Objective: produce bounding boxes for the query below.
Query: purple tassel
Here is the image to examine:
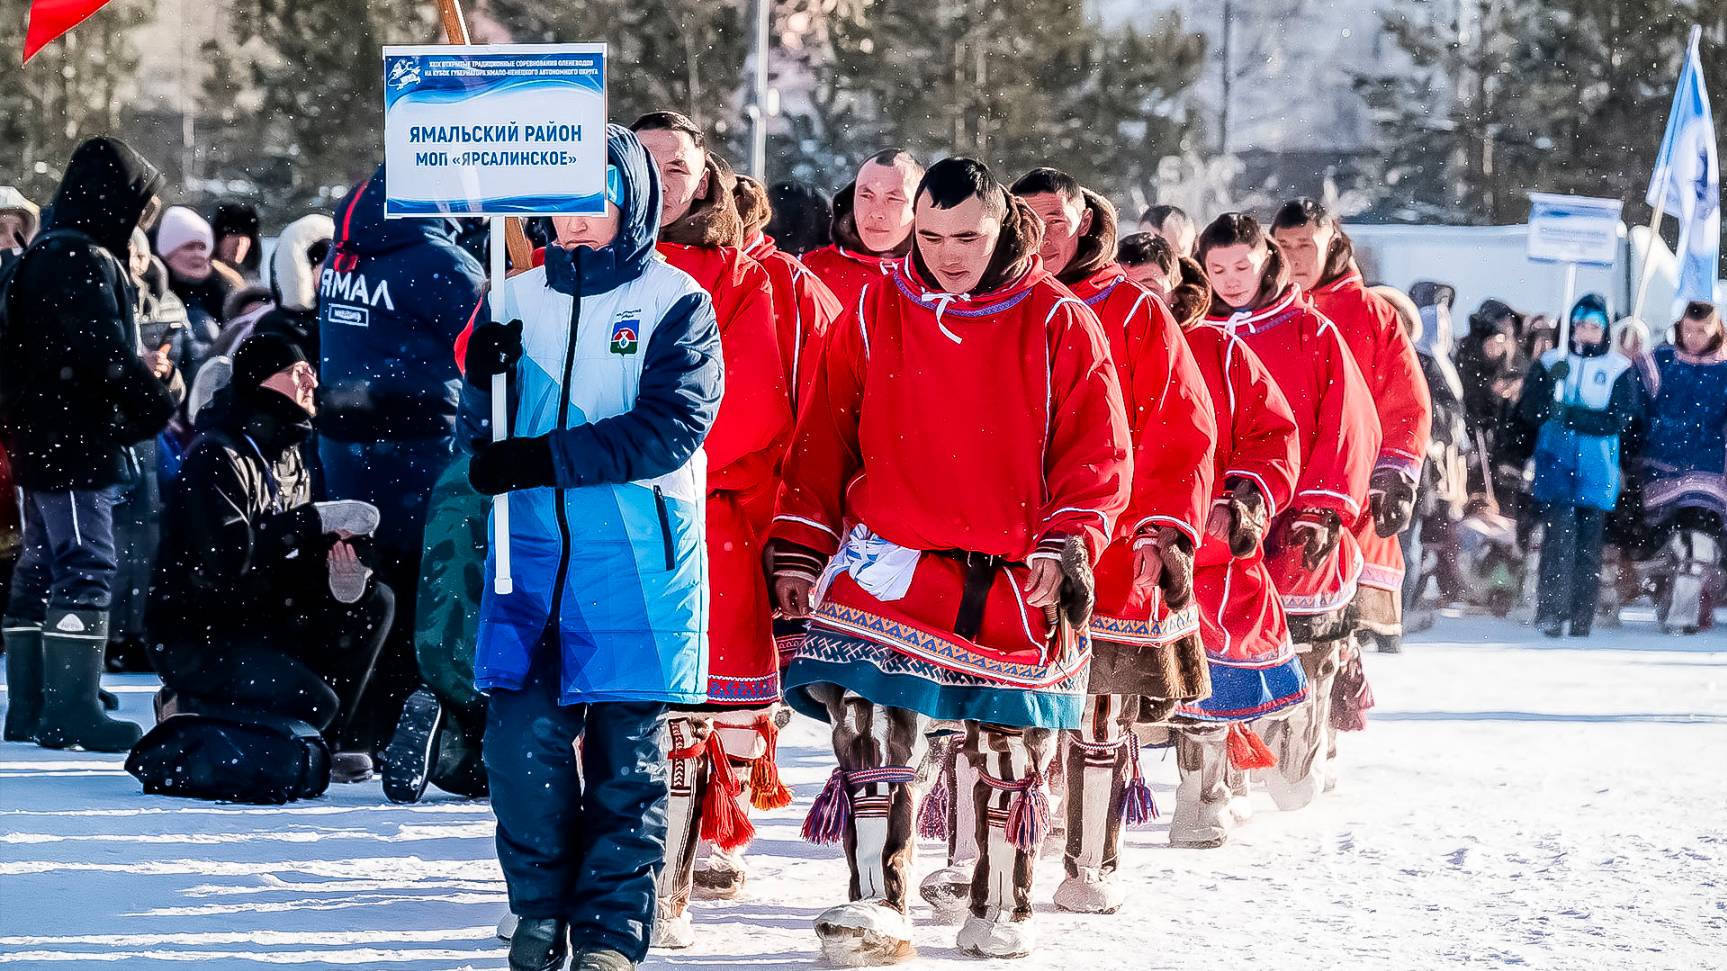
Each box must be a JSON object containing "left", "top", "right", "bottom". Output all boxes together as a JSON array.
[
  {"left": 1003, "top": 774, "right": 1051, "bottom": 852},
  {"left": 1121, "top": 775, "right": 1159, "bottom": 826},
  {"left": 801, "top": 768, "right": 851, "bottom": 845},
  {"left": 916, "top": 772, "right": 950, "bottom": 840}
]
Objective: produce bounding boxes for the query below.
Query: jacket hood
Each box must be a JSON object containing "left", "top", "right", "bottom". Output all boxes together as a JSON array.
[
  {"left": 1056, "top": 189, "right": 1117, "bottom": 287},
  {"left": 1568, "top": 293, "right": 1611, "bottom": 355},
  {"left": 48, "top": 137, "right": 164, "bottom": 259},
  {"left": 733, "top": 175, "right": 772, "bottom": 243},
  {"left": 830, "top": 180, "right": 913, "bottom": 259},
  {"left": 1315, "top": 230, "right": 1356, "bottom": 290},
  {"left": 909, "top": 188, "right": 1042, "bottom": 297},
  {"left": 271, "top": 213, "right": 335, "bottom": 311},
  {"left": 545, "top": 124, "right": 663, "bottom": 296},
  {"left": 329, "top": 163, "right": 462, "bottom": 266},
  {"left": 1169, "top": 256, "right": 1214, "bottom": 330},
  {"left": 1410, "top": 280, "right": 1457, "bottom": 360},
  {"left": 659, "top": 153, "right": 742, "bottom": 248},
  {"left": 0, "top": 186, "right": 40, "bottom": 245},
  {"left": 1372, "top": 284, "right": 1423, "bottom": 343}
]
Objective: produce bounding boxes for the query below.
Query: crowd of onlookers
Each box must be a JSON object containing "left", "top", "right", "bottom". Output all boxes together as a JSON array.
[{"left": 0, "top": 137, "right": 1722, "bottom": 784}]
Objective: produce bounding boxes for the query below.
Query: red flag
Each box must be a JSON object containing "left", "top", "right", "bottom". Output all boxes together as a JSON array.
[{"left": 23, "top": 0, "right": 116, "bottom": 63}]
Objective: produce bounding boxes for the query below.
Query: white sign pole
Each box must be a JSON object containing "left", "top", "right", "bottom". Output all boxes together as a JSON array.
[
  {"left": 1555, "top": 260, "right": 1578, "bottom": 403},
  {"left": 488, "top": 217, "right": 513, "bottom": 596}
]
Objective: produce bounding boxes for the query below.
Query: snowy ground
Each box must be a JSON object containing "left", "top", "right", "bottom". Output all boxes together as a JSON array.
[{"left": 2, "top": 611, "right": 1723, "bottom": 970}]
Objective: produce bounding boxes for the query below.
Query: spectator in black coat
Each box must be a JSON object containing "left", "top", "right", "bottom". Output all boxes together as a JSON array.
[
  {"left": 148, "top": 334, "right": 393, "bottom": 781},
  {"left": 1, "top": 136, "right": 174, "bottom": 752}
]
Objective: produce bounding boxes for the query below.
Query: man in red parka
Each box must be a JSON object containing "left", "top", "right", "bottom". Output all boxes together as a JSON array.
[
  {"left": 801, "top": 149, "right": 923, "bottom": 312},
  {"left": 770, "top": 158, "right": 1131, "bottom": 962},
  {"left": 631, "top": 112, "right": 794, "bottom": 949},
  {"left": 1198, "top": 213, "right": 1381, "bottom": 813},
  {"left": 1009, "top": 167, "right": 1215, "bottom": 915},
  {"left": 1272, "top": 198, "right": 1432, "bottom": 659}
]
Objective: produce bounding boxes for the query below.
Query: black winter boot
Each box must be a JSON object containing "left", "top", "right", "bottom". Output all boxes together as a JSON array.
[
  {"left": 382, "top": 687, "right": 444, "bottom": 804},
  {"left": 3, "top": 620, "right": 44, "bottom": 742},
  {"left": 508, "top": 917, "right": 569, "bottom": 971},
  {"left": 35, "top": 610, "right": 142, "bottom": 752}
]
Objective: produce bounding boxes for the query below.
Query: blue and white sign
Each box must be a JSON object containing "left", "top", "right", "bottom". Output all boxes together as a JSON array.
[
  {"left": 382, "top": 43, "right": 607, "bottom": 217},
  {"left": 1526, "top": 193, "right": 1624, "bottom": 266}
]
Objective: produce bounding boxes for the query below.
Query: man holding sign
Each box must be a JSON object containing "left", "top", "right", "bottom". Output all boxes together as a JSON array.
[{"left": 459, "top": 125, "right": 723, "bottom": 971}]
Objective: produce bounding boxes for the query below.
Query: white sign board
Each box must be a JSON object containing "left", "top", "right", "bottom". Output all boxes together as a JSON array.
[
  {"left": 382, "top": 43, "right": 607, "bottom": 217},
  {"left": 1526, "top": 192, "right": 1624, "bottom": 266}
]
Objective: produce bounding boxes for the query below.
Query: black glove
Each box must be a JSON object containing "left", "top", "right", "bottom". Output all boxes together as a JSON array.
[
  {"left": 1056, "top": 535, "right": 1096, "bottom": 627},
  {"left": 464, "top": 319, "right": 523, "bottom": 385},
  {"left": 1278, "top": 508, "right": 1342, "bottom": 570},
  {"left": 1370, "top": 466, "right": 1417, "bottom": 538},
  {"left": 1547, "top": 360, "right": 1570, "bottom": 383},
  {"left": 1223, "top": 477, "right": 1269, "bottom": 557},
  {"left": 468, "top": 435, "right": 557, "bottom": 495}
]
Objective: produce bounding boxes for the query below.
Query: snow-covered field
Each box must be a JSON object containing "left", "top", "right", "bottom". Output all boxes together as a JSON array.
[{"left": 2, "top": 612, "right": 1723, "bottom": 970}]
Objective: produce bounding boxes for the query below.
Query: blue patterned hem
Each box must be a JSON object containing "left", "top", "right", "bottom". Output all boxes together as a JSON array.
[
  {"left": 1175, "top": 656, "right": 1308, "bottom": 722},
  {"left": 782, "top": 628, "right": 1087, "bottom": 729}
]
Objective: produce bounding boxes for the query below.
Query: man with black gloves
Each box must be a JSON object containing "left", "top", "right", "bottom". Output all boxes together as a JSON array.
[
  {"left": 1, "top": 136, "right": 174, "bottom": 752},
  {"left": 455, "top": 124, "right": 723, "bottom": 971},
  {"left": 148, "top": 334, "right": 392, "bottom": 781}
]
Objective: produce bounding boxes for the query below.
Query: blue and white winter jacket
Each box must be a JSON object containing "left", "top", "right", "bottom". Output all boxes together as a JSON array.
[
  {"left": 472, "top": 125, "right": 724, "bottom": 706},
  {"left": 317, "top": 165, "right": 486, "bottom": 442},
  {"left": 1517, "top": 338, "right": 1644, "bottom": 512}
]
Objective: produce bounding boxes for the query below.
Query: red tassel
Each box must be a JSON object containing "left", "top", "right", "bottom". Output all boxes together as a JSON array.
[
  {"left": 1226, "top": 723, "right": 1277, "bottom": 770},
  {"left": 1003, "top": 772, "right": 1051, "bottom": 853},
  {"left": 698, "top": 733, "right": 756, "bottom": 851},
  {"left": 748, "top": 719, "right": 794, "bottom": 811}
]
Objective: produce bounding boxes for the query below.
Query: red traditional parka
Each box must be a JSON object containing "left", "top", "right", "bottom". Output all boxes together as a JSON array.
[
  {"left": 1309, "top": 265, "right": 1433, "bottom": 592},
  {"left": 1182, "top": 323, "right": 1302, "bottom": 671},
  {"left": 1069, "top": 266, "right": 1216, "bottom": 647},
  {"left": 771, "top": 254, "right": 1132, "bottom": 690},
  {"left": 658, "top": 241, "right": 793, "bottom": 705},
  {"left": 1205, "top": 284, "right": 1380, "bottom": 618},
  {"left": 745, "top": 233, "right": 843, "bottom": 416}
]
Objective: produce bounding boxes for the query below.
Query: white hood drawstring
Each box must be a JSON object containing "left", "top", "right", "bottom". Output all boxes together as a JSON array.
[
  {"left": 1225, "top": 308, "right": 1251, "bottom": 336},
  {"left": 919, "top": 290, "right": 972, "bottom": 344}
]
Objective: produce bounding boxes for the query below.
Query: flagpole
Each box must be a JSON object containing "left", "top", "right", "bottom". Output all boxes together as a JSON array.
[{"left": 1632, "top": 25, "right": 1704, "bottom": 322}]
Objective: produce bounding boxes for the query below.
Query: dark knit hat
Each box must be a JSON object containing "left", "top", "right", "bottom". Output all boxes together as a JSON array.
[{"left": 233, "top": 333, "right": 307, "bottom": 392}]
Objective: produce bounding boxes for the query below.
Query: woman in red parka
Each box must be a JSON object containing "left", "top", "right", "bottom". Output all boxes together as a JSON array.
[
  {"left": 633, "top": 112, "right": 795, "bottom": 947},
  {"left": 1198, "top": 213, "right": 1380, "bottom": 813}
]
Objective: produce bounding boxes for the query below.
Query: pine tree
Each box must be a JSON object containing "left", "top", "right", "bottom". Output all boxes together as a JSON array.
[{"left": 1356, "top": 0, "right": 1726, "bottom": 224}]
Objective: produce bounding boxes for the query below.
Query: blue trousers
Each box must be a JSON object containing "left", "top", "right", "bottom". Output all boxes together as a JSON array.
[
  {"left": 1536, "top": 502, "right": 1606, "bottom": 633},
  {"left": 484, "top": 662, "right": 668, "bottom": 962},
  {"left": 5, "top": 486, "right": 121, "bottom": 621}
]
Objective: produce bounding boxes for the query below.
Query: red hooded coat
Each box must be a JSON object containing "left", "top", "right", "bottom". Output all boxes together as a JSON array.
[
  {"left": 801, "top": 244, "right": 899, "bottom": 320},
  {"left": 1205, "top": 285, "right": 1380, "bottom": 618},
  {"left": 772, "top": 257, "right": 1131, "bottom": 693},
  {"left": 1068, "top": 267, "right": 1216, "bottom": 647},
  {"left": 745, "top": 233, "right": 842, "bottom": 416},
  {"left": 658, "top": 242, "right": 793, "bottom": 705},
  {"left": 1310, "top": 266, "right": 1432, "bottom": 591}
]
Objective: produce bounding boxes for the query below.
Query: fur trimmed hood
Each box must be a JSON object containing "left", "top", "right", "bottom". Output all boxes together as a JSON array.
[
  {"left": 733, "top": 175, "right": 772, "bottom": 245},
  {"left": 659, "top": 153, "right": 743, "bottom": 248},
  {"left": 270, "top": 213, "right": 334, "bottom": 312},
  {"left": 1056, "top": 189, "right": 1117, "bottom": 286}
]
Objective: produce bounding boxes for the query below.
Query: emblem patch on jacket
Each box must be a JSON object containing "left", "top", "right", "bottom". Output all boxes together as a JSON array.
[{"left": 610, "top": 315, "right": 639, "bottom": 355}]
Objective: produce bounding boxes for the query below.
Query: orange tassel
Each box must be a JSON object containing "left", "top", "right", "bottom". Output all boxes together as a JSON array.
[
  {"left": 699, "top": 733, "right": 756, "bottom": 851},
  {"left": 748, "top": 718, "right": 795, "bottom": 811},
  {"left": 1226, "top": 723, "right": 1277, "bottom": 770}
]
